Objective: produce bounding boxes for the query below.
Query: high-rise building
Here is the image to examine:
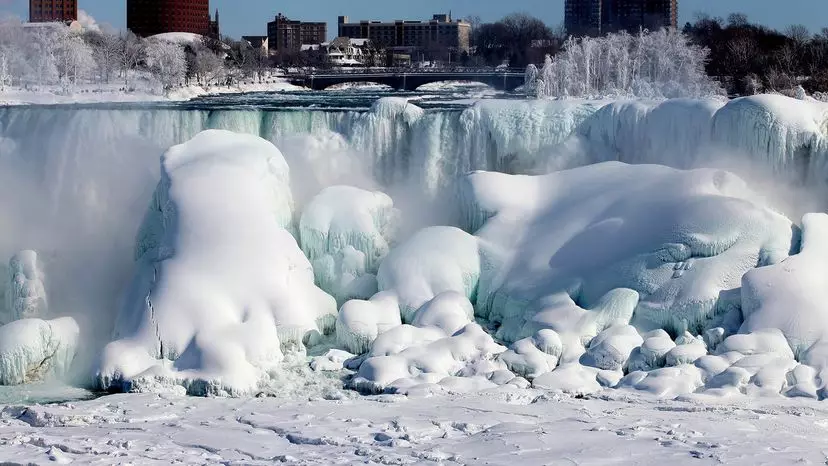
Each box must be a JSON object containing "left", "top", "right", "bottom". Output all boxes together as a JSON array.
[
  {"left": 337, "top": 14, "right": 471, "bottom": 52},
  {"left": 127, "top": 0, "right": 218, "bottom": 37},
  {"left": 565, "top": 0, "right": 677, "bottom": 36},
  {"left": 29, "top": 0, "right": 78, "bottom": 23},
  {"left": 267, "top": 14, "right": 327, "bottom": 54}
]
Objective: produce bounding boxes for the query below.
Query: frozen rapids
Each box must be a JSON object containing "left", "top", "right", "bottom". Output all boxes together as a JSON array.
[{"left": 1, "top": 94, "right": 828, "bottom": 400}]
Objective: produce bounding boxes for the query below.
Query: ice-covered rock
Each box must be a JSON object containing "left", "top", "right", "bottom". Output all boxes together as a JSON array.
[
  {"left": 715, "top": 329, "right": 794, "bottom": 359},
  {"left": 4, "top": 250, "right": 48, "bottom": 325},
  {"left": 411, "top": 291, "right": 475, "bottom": 335},
  {"left": 299, "top": 186, "right": 398, "bottom": 305},
  {"left": 626, "top": 329, "right": 675, "bottom": 372},
  {"left": 335, "top": 292, "right": 401, "bottom": 355},
  {"left": 350, "top": 323, "right": 506, "bottom": 394},
  {"left": 581, "top": 325, "right": 643, "bottom": 371},
  {"left": 98, "top": 130, "right": 337, "bottom": 396},
  {"left": 499, "top": 329, "right": 563, "bottom": 380},
  {"left": 0, "top": 317, "right": 79, "bottom": 385},
  {"left": 531, "top": 363, "right": 604, "bottom": 395},
  {"left": 741, "top": 214, "right": 828, "bottom": 356},
  {"left": 459, "top": 163, "right": 795, "bottom": 344},
  {"left": 377, "top": 226, "right": 481, "bottom": 322},
  {"left": 665, "top": 334, "right": 708, "bottom": 366},
  {"left": 619, "top": 365, "right": 705, "bottom": 397}
]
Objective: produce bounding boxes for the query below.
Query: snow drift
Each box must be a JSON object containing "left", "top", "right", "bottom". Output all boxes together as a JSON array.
[{"left": 98, "top": 130, "right": 337, "bottom": 396}]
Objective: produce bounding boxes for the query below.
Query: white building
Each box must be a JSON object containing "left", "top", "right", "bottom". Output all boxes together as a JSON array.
[{"left": 302, "top": 37, "right": 377, "bottom": 66}]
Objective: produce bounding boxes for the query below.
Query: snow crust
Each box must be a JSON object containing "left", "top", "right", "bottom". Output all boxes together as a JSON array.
[{"left": 98, "top": 130, "right": 336, "bottom": 396}]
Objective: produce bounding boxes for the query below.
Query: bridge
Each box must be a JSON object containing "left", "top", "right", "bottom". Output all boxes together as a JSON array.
[{"left": 285, "top": 69, "right": 526, "bottom": 92}]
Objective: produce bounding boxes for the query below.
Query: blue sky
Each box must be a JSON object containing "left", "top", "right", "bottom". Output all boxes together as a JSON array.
[{"left": 2, "top": 0, "right": 827, "bottom": 39}]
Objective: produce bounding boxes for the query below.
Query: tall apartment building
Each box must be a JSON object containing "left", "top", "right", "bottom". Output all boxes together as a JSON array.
[
  {"left": 29, "top": 0, "right": 77, "bottom": 23},
  {"left": 127, "top": 0, "right": 218, "bottom": 37},
  {"left": 267, "top": 14, "right": 327, "bottom": 54},
  {"left": 565, "top": 0, "right": 677, "bottom": 36},
  {"left": 337, "top": 14, "right": 471, "bottom": 52}
]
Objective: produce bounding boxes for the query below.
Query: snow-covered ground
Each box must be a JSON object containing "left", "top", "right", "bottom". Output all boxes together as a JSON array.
[
  {"left": 0, "top": 80, "right": 301, "bottom": 106},
  {"left": 2, "top": 386, "right": 828, "bottom": 464}
]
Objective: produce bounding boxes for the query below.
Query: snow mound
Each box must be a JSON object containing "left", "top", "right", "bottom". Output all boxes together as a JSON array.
[
  {"left": 4, "top": 251, "right": 48, "bottom": 325},
  {"left": 0, "top": 318, "right": 79, "bottom": 385},
  {"left": 625, "top": 330, "right": 675, "bottom": 372},
  {"left": 350, "top": 323, "right": 506, "bottom": 394},
  {"left": 459, "top": 163, "right": 795, "bottom": 345},
  {"left": 580, "top": 325, "right": 643, "bottom": 371},
  {"left": 299, "top": 185, "right": 398, "bottom": 305},
  {"left": 741, "top": 213, "right": 828, "bottom": 355},
  {"left": 335, "top": 292, "right": 401, "bottom": 355},
  {"left": 98, "top": 130, "right": 337, "bottom": 396},
  {"left": 499, "top": 329, "right": 563, "bottom": 380},
  {"left": 377, "top": 226, "right": 481, "bottom": 322},
  {"left": 410, "top": 291, "right": 475, "bottom": 335}
]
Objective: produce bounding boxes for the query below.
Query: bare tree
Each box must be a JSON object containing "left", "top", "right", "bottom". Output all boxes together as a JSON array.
[
  {"left": 785, "top": 24, "right": 811, "bottom": 44},
  {"left": 117, "top": 31, "right": 144, "bottom": 88}
]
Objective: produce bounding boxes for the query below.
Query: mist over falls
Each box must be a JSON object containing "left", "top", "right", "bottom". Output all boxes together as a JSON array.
[{"left": 0, "top": 94, "right": 827, "bottom": 390}]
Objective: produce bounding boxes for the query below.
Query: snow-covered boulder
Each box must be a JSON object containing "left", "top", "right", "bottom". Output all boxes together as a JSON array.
[
  {"left": 299, "top": 185, "right": 398, "bottom": 305},
  {"left": 335, "top": 292, "right": 401, "bottom": 355},
  {"left": 4, "top": 250, "right": 48, "bottom": 325},
  {"left": 411, "top": 291, "right": 475, "bottom": 335},
  {"left": 458, "top": 163, "right": 794, "bottom": 344},
  {"left": 0, "top": 317, "right": 79, "bottom": 385},
  {"left": 665, "top": 333, "right": 708, "bottom": 366},
  {"left": 741, "top": 214, "right": 828, "bottom": 356},
  {"left": 350, "top": 323, "right": 506, "bottom": 394},
  {"left": 626, "top": 329, "right": 675, "bottom": 372},
  {"left": 581, "top": 325, "right": 643, "bottom": 371},
  {"left": 377, "top": 226, "right": 481, "bottom": 322},
  {"left": 98, "top": 130, "right": 337, "bottom": 396},
  {"left": 499, "top": 329, "right": 563, "bottom": 380}
]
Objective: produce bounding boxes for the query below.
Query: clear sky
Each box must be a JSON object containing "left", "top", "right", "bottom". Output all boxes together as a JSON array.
[{"left": 1, "top": 0, "right": 827, "bottom": 39}]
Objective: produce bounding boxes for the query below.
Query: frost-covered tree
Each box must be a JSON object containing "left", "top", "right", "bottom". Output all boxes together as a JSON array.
[
  {"left": 117, "top": 31, "right": 144, "bottom": 88},
  {"left": 54, "top": 29, "right": 95, "bottom": 90},
  {"left": 85, "top": 30, "right": 121, "bottom": 83},
  {"left": 526, "top": 29, "right": 722, "bottom": 99},
  {"left": 145, "top": 39, "right": 186, "bottom": 92}
]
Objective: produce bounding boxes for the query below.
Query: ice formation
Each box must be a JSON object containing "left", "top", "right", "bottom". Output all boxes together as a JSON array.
[
  {"left": 460, "top": 163, "right": 795, "bottom": 345},
  {"left": 98, "top": 130, "right": 336, "bottom": 396},
  {"left": 299, "top": 185, "right": 398, "bottom": 305},
  {"left": 377, "top": 226, "right": 481, "bottom": 322},
  {"left": 2, "top": 251, "right": 47, "bottom": 325},
  {"left": 335, "top": 292, "right": 401, "bottom": 355},
  {"left": 0, "top": 317, "right": 79, "bottom": 385}
]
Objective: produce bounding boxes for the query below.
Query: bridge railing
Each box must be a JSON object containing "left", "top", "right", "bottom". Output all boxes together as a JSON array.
[{"left": 282, "top": 66, "right": 526, "bottom": 77}]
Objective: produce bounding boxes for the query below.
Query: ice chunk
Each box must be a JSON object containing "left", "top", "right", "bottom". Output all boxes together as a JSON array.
[
  {"left": 335, "top": 292, "right": 401, "bottom": 355},
  {"left": 580, "top": 325, "right": 643, "bottom": 371},
  {"left": 4, "top": 250, "right": 48, "bottom": 325},
  {"left": 499, "top": 329, "right": 563, "bottom": 380},
  {"left": 459, "top": 163, "right": 794, "bottom": 344},
  {"left": 411, "top": 291, "right": 475, "bottom": 335},
  {"left": 626, "top": 329, "right": 675, "bottom": 372},
  {"left": 741, "top": 213, "right": 828, "bottom": 356},
  {"left": 98, "top": 130, "right": 337, "bottom": 396},
  {"left": 377, "top": 226, "right": 481, "bottom": 322},
  {"left": 350, "top": 323, "right": 506, "bottom": 394},
  {"left": 665, "top": 335, "right": 708, "bottom": 366},
  {"left": 715, "top": 329, "right": 794, "bottom": 359},
  {"left": 0, "top": 318, "right": 79, "bottom": 385},
  {"left": 618, "top": 365, "right": 704, "bottom": 397},
  {"left": 299, "top": 186, "right": 398, "bottom": 305}
]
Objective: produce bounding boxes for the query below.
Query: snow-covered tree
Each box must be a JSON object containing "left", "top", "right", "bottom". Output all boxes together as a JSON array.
[
  {"left": 525, "top": 28, "right": 722, "bottom": 99},
  {"left": 85, "top": 30, "right": 121, "bottom": 83},
  {"left": 145, "top": 39, "right": 186, "bottom": 92},
  {"left": 54, "top": 29, "right": 95, "bottom": 90},
  {"left": 117, "top": 31, "right": 144, "bottom": 88}
]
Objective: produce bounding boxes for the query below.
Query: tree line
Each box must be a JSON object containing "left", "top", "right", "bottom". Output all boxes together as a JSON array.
[
  {"left": 683, "top": 14, "right": 828, "bottom": 95},
  {"left": 0, "top": 17, "right": 270, "bottom": 94}
]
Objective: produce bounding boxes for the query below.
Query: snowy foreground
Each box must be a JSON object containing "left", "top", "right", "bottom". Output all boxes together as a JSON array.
[{"left": 2, "top": 387, "right": 828, "bottom": 464}]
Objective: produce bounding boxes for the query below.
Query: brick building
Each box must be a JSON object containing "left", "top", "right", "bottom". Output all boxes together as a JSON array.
[
  {"left": 29, "top": 0, "right": 78, "bottom": 23},
  {"left": 565, "top": 0, "right": 677, "bottom": 36},
  {"left": 267, "top": 14, "right": 327, "bottom": 54},
  {"left": 127, "top": 0, "right": 219, "bottom": 38},
  {"left": 338, "top": 14, "right": 471, "bottom": 53}
]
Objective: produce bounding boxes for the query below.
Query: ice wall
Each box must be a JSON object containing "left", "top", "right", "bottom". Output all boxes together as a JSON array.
[{"left": 99, "top": 130, "right": 336, "bottom": 396}]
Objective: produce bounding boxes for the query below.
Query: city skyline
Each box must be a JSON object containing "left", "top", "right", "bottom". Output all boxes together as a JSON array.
[{"left": 2, "top": 0, "right": 828, "bottom": 39}]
